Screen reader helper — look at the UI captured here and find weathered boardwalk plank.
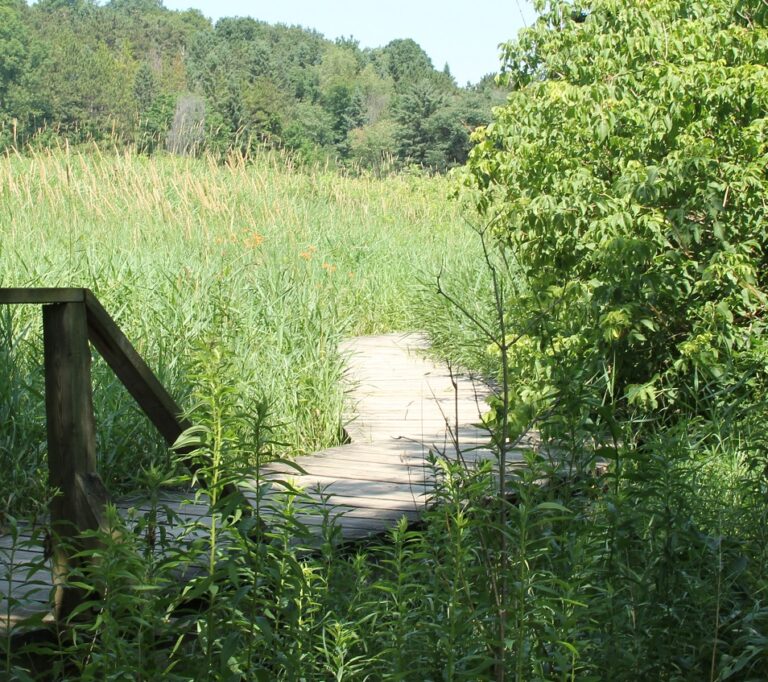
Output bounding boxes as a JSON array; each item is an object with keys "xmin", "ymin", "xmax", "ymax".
[{"xmin": 2, "ymin": 333, "xmax": 499, "ymax": 631}]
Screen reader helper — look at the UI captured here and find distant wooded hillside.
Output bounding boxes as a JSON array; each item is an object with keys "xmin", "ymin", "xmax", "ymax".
[{"xmin": 0, "ymin": 0, "xmax": 507, "ymax": 169}]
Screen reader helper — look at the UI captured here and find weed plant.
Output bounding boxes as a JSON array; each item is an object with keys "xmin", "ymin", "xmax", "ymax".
[{"xmin": 4, "ymin": 357, "xmax": 768, "ymax": 679}]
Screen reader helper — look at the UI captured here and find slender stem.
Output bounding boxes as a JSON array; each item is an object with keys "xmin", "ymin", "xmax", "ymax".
[
  {"xmin": 709, "ymin": 521, "xmax": 723, "ymax": 682},
  {"xmin": 482, "ymin": 232, "xmax": 510, "ymax": 682}
]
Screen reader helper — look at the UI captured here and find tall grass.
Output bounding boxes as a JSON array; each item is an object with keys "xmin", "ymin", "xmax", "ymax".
[{"xmin": 0, "ymin": 146, "xmax": 482, "ymax": 513}]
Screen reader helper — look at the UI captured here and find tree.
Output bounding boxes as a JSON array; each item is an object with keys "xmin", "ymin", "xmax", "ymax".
[
  {"xmin": 463, "ymin": 0, "xmax": 768, "ymax": 444},
  {"xmin": 105, "ymin": 0, "xmax": 163, "ymax": 15},
  {"xmin": 34, "ymin": 0, "xmax": 93, "ymax": 11},
  {"xmin": 136, "ymin": 91, "xmax": 174, "ymax": 154},
  {"xmin": 395, "ymin": 81, "xmax": 486, "ymax": 170},
  {"xmin": 347, "ymin": 119, "xmax": 398, "ymax": 170},
  {"xmin": 379, "ymin": 38, "xmax": 434, "ymax": 91},
  {"xmin": 0, "ymin": 0, "xmax": 28, "ymax": 115},
  {"xmin": 282, "ymin": 101, "xmax": 335, "ymax": 159},
  {"xmin": 394, "ymin": 80, "xmax": 445, "ymax": 165},
  {"xmin": 0, "ymin": 1, "xmax": 483, "ymax": 169},
  {"xmin": 133, "ymin": 62, "xmax": 157, "ymax": 113},
  {"xmin": 317, "ymin": 44, "xmax": 365, "ymax": 150}
]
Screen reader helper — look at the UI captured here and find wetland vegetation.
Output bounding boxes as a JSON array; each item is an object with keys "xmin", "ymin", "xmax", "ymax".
[{"xmin": 2, "ymin": 0, "xmax": 768, "ymax": 679}]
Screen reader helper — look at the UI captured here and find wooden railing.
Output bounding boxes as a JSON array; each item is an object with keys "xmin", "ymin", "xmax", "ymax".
[{"xmin": 0, "ymin": 287, "xmax": 236, "ymax": 621}]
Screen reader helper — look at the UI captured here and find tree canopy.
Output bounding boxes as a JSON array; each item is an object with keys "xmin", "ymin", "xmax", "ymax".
[{"xmin": 0, "ymin": 2, "xmax": 506, "ymax": 169}]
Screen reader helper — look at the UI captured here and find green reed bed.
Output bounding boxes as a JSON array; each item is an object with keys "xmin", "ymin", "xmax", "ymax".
[
  {"xmin": 0, "ymin": 147, "xmax": 481, "ymax": 515},
  {"xmin": 2, "ymin": 149, "xmax": 767, "ymax": 681}
]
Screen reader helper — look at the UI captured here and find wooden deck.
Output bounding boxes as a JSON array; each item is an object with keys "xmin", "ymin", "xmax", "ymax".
[
  {"xmin": 2, "ymin": 333, "xmax": 501, "ymax": 631},
  {"xmin": 258, "ymin": 334, "xmax": 498, "ymax": 535}
]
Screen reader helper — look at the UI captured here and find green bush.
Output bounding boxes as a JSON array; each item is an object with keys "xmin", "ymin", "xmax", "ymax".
[{"xmin": 462, "ymin": 0, "xmax": 768, "ymax": 446}]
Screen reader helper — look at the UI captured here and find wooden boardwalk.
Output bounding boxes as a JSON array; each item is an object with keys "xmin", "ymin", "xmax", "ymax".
[
  {"xmin": 260, "ymin": 333, "xmax": 495, "ymax": 537},
  {"xmin": 2, "ymin": 333, "xmax": 497, "ymax": 630}
]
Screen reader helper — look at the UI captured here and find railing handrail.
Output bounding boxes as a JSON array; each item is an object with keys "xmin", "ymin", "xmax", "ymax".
[
  {"xmin": 0, "ymin": 287, "xmax": 87, "ymax": 304},
  {"xmin": 83, "ymin": 290, "xmax": 191, "ymax": 445},
  {"xmin": 0, "ymin": 287, "xmax": 245, "ymax": 621},
  {"xmin": 0, "ymin": 287, "xmax": 190, "ymax": 445}
]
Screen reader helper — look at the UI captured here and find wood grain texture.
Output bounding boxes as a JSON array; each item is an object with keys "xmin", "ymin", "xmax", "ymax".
[
  {"xmin": 254, "ymin": 333, "xmax": 493, "ymax": 527},
  {"xmin": 84, "ymin": 291, "xmax": 189, "ymax": 447},
  {"xmin": 43, "ymin": 301, "xmax": 109, "ymax": 622}
]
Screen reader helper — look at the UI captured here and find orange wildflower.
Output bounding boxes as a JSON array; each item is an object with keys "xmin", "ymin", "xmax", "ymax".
[
  {"xmin": 299, "ymin": 244, "xmax": 317, "ymax": 261},
  {"xmin": 243, "ymin": 232, "xmax": 264, "ymax": 248}
]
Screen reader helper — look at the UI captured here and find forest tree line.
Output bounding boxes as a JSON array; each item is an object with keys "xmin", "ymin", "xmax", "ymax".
[{"xmin": 0, "ymin": 0, "xmax": 507, "ymax": 170}]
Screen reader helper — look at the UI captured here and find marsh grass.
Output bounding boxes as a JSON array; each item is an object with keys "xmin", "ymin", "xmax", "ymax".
[{"xmin": 0, "ymin": 146, "xmax": 481, "ymax": 513}]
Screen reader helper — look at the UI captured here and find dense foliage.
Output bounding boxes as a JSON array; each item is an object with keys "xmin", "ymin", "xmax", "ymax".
[
  {"xmin": 445, "ymin": 0, "xmax": 768, "ymax": 677},
  {"xmin": 464, "ymin": 0, "xmax": 768, "ymax": 448},
  {"xmin": 0, "ymin": 0, "xmax": 504, "ymax": 169}
]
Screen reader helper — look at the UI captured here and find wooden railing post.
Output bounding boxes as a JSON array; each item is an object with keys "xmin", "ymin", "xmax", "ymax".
[
  {"xmin": 0, "ymin": 287, "xmax": 252, "ymax": 623},
  {"xmin": 43, "ymin": 300, "xmax": 108, "ymax": 622}
]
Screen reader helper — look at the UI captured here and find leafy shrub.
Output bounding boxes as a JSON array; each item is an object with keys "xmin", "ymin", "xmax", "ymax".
[{"xmin": 462, "ymin": 0, "xmax": 768, "ymax": 447}]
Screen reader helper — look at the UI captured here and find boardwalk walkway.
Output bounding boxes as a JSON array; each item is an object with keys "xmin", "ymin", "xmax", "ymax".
[
  {"xmin": 1, "ymin": 333, "xmax": 494, "ymax": 629},
  {"xmin": 261, "ymin": 333, "xmax": 493, "ymax": 538}
]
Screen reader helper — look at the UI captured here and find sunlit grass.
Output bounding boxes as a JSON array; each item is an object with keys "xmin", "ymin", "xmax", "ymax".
[{"xmin": 0, "ymin": 146, "xmax": 483, "ymax": 512}]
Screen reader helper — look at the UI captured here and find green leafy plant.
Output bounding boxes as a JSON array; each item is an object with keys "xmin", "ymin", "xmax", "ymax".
[{"xmin": 462, "ymin": 0, "xmax": 768, "ymax": 446}]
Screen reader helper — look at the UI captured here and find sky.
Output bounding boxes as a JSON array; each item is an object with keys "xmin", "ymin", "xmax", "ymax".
[{"xmin": 161, "ymin": 0, "xmax": 538, "ymax": 85}]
